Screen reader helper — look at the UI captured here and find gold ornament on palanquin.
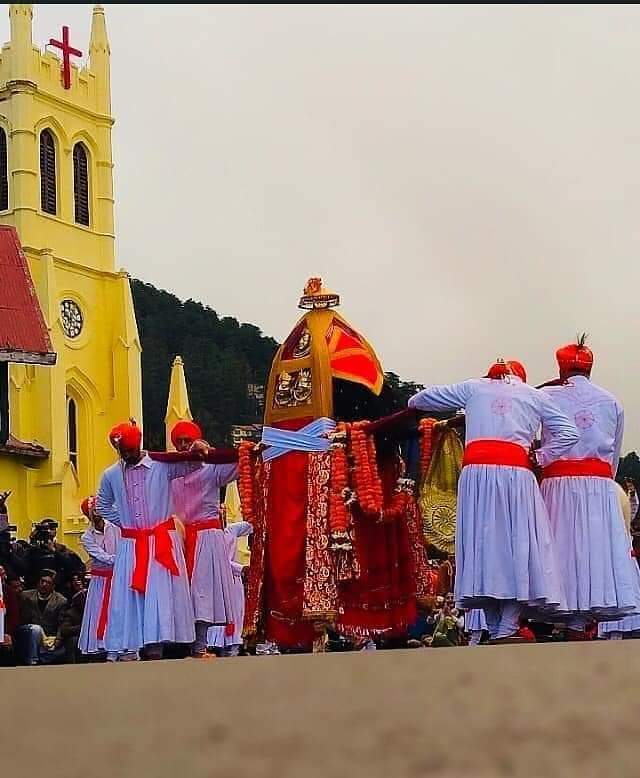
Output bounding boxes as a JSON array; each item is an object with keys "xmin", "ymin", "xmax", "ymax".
[{"xmin": 419, "ymin": 427, "xmax": 463, "ymax": 554}]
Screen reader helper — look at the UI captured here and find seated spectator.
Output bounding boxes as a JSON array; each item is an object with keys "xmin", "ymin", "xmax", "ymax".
[
  {"xmin": 407, "ymin": 603, "xmax": 435, "ymax": 648},
  {"xmin": 59, "ymin": 588, "xmax": 87, "ymax": 664},
  {"xmin": 67, "ymin": 572, "xmax": 86, "ymax": 598},
  {"xmin": 16, "ymin": 571, "xmax": 67, "ymax": 665},
  {"xmin": 429, "ymin": 601, "xmax": 464, "ymax": 647}
]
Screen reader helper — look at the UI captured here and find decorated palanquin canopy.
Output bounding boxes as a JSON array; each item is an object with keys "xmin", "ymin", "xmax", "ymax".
[
  {"xmin": 418, "ymin": 421, "xmax": 463, "ymax": 555},
  {"xmin": 264, "ymin": 278, "xmax": 384, "ymax": 425}
]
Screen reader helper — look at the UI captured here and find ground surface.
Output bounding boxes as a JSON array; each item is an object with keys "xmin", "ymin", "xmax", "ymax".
[{"xmin": 2, "ymin": 641, "xmax": 639, "ymax": 777}]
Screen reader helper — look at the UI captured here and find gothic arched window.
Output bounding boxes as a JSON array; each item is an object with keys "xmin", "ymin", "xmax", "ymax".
[
  {"xmin": 0, "ymin": 128, "xmax": 8, "ymax": 211},
  {"xmin": 40, "ymin": 129, "xmax": 57, "ymax": 215},
  {"xmin": 67, "ymin": 396, "xmax": 78, "ymax": 471},
  {"xmin": 73, "ymin": 143, "xmax": 90, "ymax": 226}
]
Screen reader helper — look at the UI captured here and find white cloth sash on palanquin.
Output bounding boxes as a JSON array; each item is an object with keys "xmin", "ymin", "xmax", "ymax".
[{"xmin": 261, "ymin": 417, "xmax": 336, "ymax": 461}]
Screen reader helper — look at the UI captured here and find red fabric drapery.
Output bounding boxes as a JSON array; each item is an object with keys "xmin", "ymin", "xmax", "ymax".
[
  {"xmin": 542, "ymin": 458, "xmax": 613, "ymax": 480},
  {"xmin": 90, "ymin": 568, "xmax": 113, "ymax": 640},
  {"xmin": 149, "ymin": 448, "xmax": 238, "ymax": 464},
  {"xmin": 121, "ymin": 518, "xmax": 179, "ymax": 594},
  {"xmin": 463, "ymin": 440, "xmax": 532, "ymax": 470},
  {"xmin": 337, "ymin": 456, "xmax": 418, "ymax": 638},
  {"xmin": 184, "ymin": 518, "xmax": 223, "ymax": 581},
  {"xmin": 264, "ymin": 418, "xmax": 316, "ymax": 648}
]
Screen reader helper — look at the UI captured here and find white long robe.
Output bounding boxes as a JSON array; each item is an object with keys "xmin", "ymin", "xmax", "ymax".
[
  {"xmin": 79, "ymin": 521, "xmax": 121, "ymax": 654},
  {"xmin": 171, "ymin": 463, "xmax": 239, "ymax": 626},
  {"xmin": 208, "ymin": 521, "xmax": 253, "ymax": 649},
  {"xmin": 96, "ymin": 456, "xmax": 202, "ymax": 651},
  {"xmin": 598, "ymin": 484, "xmax": 640, "ymax": 636},
  {"xmin": 541, "ymin": 376, "xmax": 640, "ymax": 621},
  {"xmin": 409, "ymin": 376, "xmax": 578, "ymax": 614},
  {"xmin": 465, "ymin": 608, "xmax": 487, "ymax": 633}
]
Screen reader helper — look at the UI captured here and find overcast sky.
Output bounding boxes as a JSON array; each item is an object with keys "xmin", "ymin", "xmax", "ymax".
[{"xmin": 3, "ymin": 5, "xmax": 639, "ymax": 448}]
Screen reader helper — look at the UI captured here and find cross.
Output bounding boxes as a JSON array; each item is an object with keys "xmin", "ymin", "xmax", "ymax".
[{"xmin": 49, "ymin": 26, "xmax": 82, "ymax": 90}]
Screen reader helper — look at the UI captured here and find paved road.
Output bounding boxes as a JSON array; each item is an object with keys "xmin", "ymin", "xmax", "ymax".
[{"xmin": 2, "ymin": 641, "xmax": 638, "ymax": 777}]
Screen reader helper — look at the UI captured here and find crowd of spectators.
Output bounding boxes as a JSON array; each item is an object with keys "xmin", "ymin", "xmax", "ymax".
[{"xmin": 0, "ymin": 491, "xmax": 87, "ymax": 666}]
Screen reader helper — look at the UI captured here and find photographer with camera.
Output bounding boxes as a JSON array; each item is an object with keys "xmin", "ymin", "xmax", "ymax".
[{"xmin": 22, "ymin": 517, "xmax": 85, "ymax": 595}]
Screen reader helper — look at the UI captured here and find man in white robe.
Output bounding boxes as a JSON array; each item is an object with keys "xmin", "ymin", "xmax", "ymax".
[
  {"xmin": 96, "ymin": 422, "xmax": 213, "ymax": 659},
  {"xmin": 540, "ymin": 339, "xmax": 640, "ymax": 630},
  {"xmin": 408, "ymin": 360, "xmax": 578, "ymax": 641},
  {"xmin": 169, "ymin": 421, "xmax": 239, "ymax": 658},
  {"xmin": 79, "ymin": 496, "xmax": 121, "ymax": 660}
]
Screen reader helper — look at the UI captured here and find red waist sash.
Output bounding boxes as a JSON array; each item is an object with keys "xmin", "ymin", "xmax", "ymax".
[
  {"xmin": 184, "ymin": 518, "xmax": 223, "ymax": 581},
  {"xmin": 121, "ymin": 518, "xmax": 179, "ymax": 594},
  {"xmin": 90, "ymin": 568, "xmax": 113, "ymax": 640},
  {"xmin": 542, "ymin": 458, "xmax": 613, "ymax": 480},
  {"xmin": 463, "ymin": 439, "xmax": 532, "ymax": 470}
]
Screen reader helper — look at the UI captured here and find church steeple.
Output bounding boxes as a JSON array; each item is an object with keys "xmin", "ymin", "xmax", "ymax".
[
  {"xmin": 165, "ymin": 356, "xmax": 193, "ymax": 450},
  {"xmin": 8, "ymin": 4, "xmax": 33, "ymax": 81},
  {"xmin": 89, "ymin": 4, "xmax": 110, "ymax": 114}
]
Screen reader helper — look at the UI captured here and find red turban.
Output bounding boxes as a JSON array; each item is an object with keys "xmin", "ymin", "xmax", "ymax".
[
  {"xmin": 110, "ymin": 422, "xmax": 142, "ymax": 450},
  {"xmin": 556, "ymin": 336, "xmax": 593, "ymax": 374},
  {"xmin": 109, "ymin": 423, "xmax": 129, "ymax": 448},
  {"xmin": 171, "ymin": 420, "xmax": 203, "ymax": 447},
  {"xmin": 507, "ymin": 360, "xmax": 527, "ymax": 383},
  {"xmin": 81, "ymin": 496, "xmax": 95, "ymax": 519},
  {"xmin": 487, "ymin": 359, "xmax": 527, "ymax": 382},
  {"xmin": 487, "ymin": 360, "xmax": 508, "ymax": 380}
]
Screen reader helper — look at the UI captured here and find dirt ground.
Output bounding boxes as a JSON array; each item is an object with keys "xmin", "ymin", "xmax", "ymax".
[{"xmin": 2, "ymin": 641, "xmax": 639, "ymax": 777}]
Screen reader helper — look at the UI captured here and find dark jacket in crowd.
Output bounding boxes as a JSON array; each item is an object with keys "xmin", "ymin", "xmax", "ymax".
[
  {"xmin": 19, "ymin": 589, "xmax": 68, "ymax": 637},
  {"xmin": 59, "ymin": 591, "xmax": 86, "ymax": 663}
]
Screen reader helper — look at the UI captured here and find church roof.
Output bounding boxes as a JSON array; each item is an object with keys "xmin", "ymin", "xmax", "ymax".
[
  {"xmin": 0, "ymin": 433, "xmax": 49, "ymax": 460},
  {"xmin": 0, "ymin": 225, "xmax": 56, "ymax": 365}
]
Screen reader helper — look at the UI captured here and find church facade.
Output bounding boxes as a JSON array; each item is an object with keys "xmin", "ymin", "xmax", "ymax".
[{"xmin": 0, "ymin": 5, "xmax": 141, "ymax": 547}]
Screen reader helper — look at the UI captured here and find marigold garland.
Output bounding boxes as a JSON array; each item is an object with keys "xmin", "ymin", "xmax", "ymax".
[
  {"xmin": 349, "ymin": 422, "xmax": 384, "ymax": 518},
  {"xmin": 366, "ymin": 434, "xmax": 385, "ymax": 510},
  {"xmin": 419, "ymin": 418, "xmax": 437, "ymax": 478},
  {"xmin": 380, "ymin": 489, "xmax": 413, "ymax": 523},
  {"xmin": 238, "ymin": 440, "xmax": 257, "ymax": 522},
  {"xmin": 328, "ymin": 423, "xmax": 351, "ymax": 539}
]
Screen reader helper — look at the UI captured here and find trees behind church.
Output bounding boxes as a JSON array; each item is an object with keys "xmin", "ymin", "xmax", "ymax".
[{"xmin": 131, "ymin": 280, "xmax": 423, "ymax": 449}]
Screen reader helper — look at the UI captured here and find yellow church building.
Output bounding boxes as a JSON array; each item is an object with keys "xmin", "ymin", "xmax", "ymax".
[{"xmin": 0, "ymin": 5, "xmax": 142, "ymax": 548}]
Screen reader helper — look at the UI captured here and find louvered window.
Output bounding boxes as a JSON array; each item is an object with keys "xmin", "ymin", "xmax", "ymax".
[
  {"xmin": 0, "ymin": 128, "xmax": 8, "ymax": 211},
  {"xmin": 40, "ymin": 129, "xmax": 57, "ymax": 215},
  {"xmin": 73, "ymin": 143, "xmax": 90, "ymax": 226}
]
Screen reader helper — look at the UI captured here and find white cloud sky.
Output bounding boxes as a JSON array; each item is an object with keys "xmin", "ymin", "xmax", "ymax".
[{"xmin": 3, "ymin": 4, "xmax": 639, "ymax": 448}]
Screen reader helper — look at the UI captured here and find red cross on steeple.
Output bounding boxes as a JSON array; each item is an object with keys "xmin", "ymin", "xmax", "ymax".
[{"xmin": 49, "ymin": 26, "xmax": 82, "ymax": 90}]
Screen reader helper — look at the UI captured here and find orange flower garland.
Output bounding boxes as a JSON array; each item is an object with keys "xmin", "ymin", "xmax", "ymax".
[
  {"xmin": 419, "ymin": 418, "xmax": 437, "ymax": 478},
  {"xmin": 350, "ymin": 422, "xmax": 384, "ymax": 518},
  {"xmin": 366, "ymin": 434, "xmax": 384, "ymax": 511},
  {"xmin": 238, "ymin": 440, "xmax": 256, "ymax": 522},
  {"xmin": 380, "ymin": 489, "xmax": 413, "ymax": 523},
  {"xmin": 328, "ymin": 423, "xmax": 351, "ymax": 539}
]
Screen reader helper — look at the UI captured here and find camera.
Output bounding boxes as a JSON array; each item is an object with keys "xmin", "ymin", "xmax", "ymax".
[{"xmin": 31, "ymin": 519, "xmax": 58, "ymax": 546}]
